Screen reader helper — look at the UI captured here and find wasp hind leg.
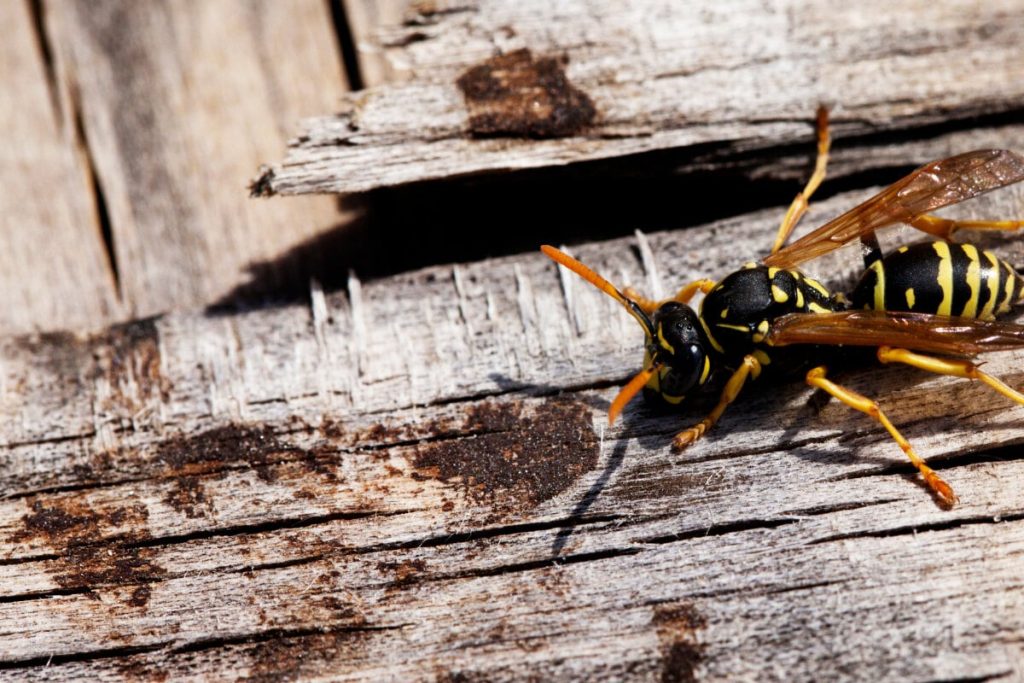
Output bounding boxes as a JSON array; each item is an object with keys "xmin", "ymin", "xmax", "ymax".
[
  {"xmin": 770, "ymin": 106, "xmax": 831, "ymax": 255},
  {"xmin": 805, "ymin": 366, "xmax": 957, "ymax": 507},
  {"xmin": 907, "ymin": 214, "xmax": 1024, "ymax": 241},
  {"xmin": 624, "ymin": 279, "xmax": 717, "ymax": 315},
  {"xmin": 877, "ymin": 346, "xmax": 1024, "ymax": 405},
  {"xmin": 673, "ymin": 354, "xmax": 761, "ymax": 450}
]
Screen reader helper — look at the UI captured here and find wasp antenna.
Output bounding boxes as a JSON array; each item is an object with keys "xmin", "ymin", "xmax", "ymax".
[
  {"xmin": 608, "ymin": 364, "xmax": 660, "ymax": 425},
  {"xmin": 541, "ymin": 245, "xmax": 656, "ymax": 337}
]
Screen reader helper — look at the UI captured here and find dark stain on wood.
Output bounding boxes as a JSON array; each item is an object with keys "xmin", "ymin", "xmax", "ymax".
[
  {"xmin": 653, "ymin": 602, "xmax": 707, "ymax": 683},
  {"xmin": 378, "ymin": 558, "xmax": 428, "ymax": 588},
  {"xmin": 9, "ymin": 498, "xmax": 163, "ymax": 609},
  {"xmin": 456, "ymin": 48, "xmax": 596, "ymax": 138},
  {"xmin": 412, "ymin": 398, "xmax": 598, "ymax": 511},
  {"xmin": 97, "ymin": 317, "xmax": 171, "ymax": 404},
  {"xmin": 12, "ymin": 316, "xmax": 169, "ymax": 406},
  {"xmin": 241, "ymin": 630, "xmax": 372, "ymax": 681},
  {"xmin": 154, "ymin": 423, "xmax": 337, "ymax": 518}
]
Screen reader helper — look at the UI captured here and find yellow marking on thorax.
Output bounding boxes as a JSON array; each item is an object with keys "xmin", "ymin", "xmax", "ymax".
[
  {"xmin": 720, "ymin": 307, "xmax": 729, "ymax": 319},
  {"xmin": 717, "ymin": 323, "xmax": 750, "ymax": 333},
  {"xmin": 905, "ymin": 288, "xmax": 916, "ymax": 309},
  {"xmin": 752, "ymin": 320, "xmax": 770, "ymax": 343},
  {"xmin": 771, "ymin": 285, "xmax": 789, "ymax": 303},
  {"xmin": 767, "ymin": 267, "xmax": 779, "ymax": 279},
  {"xmin": 932, "ymin": 241, "xmax": 953, "ymax": 316},
  {"xmin": 795, "ymin": 287, "xmax": 804, "ymax": 308},
  {"xmin": 808, "ymin": 302, "xmax": 831, "ymax": 314},
  {"xmin": 897, "ymin": 245, "xmax": 909, "ymax": 253},
  {"xmin": 804, "ymin": 277, "xmax": 830, "ymax": 298},
  {"xmin": 980, "ymin": 250, "xmax": 1000, "ymax": 320},
  {"xmin": 743, "ymin": 261, "xmax": 758, "ymax": 269},
  {"xmin": 699, "ymin": 356, "xmax": 711, "ymax": 384},
  {"xmin": 960, "ymin": 244, "xmax": 981, "ymax": 318},
  {"xmin": 698, "ymin": 317, "xmax": 725, "ymax": 353}
]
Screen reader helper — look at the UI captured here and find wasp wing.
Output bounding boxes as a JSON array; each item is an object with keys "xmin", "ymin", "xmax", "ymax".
[
  {"xmin": 767, "ymin": 310, "xmax": 1024, "ymax": 356},
  {"xmin": 764, "ymin": 149, "xmax": 1024, "ymax": 269}
]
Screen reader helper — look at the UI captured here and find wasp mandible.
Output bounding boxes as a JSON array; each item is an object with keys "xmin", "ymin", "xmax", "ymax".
[{"xmin": 543, "ymin": 108, "xmax": 1024, "ymax": 507}]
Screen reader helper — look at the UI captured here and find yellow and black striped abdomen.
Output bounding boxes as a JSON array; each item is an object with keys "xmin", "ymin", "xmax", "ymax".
[{"xmin": 850, "ymin": 241, "xmax": 1024, "ymax": 320}]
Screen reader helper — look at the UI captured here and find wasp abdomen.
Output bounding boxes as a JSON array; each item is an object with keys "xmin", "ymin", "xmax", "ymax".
[{"xmin": 850, "ymin": 241, "xmax": 1024, "ymax": 320}]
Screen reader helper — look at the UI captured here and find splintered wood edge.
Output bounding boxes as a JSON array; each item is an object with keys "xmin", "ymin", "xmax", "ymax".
[{"xmin": 256, "ymin": 0, "xmax": 1024, "ymax": 194}]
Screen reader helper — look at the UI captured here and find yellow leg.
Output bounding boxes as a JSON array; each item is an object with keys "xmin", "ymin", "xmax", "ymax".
[
  {"xmin": 770, "ymin": 106, "xmax": 831, "ymax": 255},
  {"xmin": 805, "ymin": 366, "xmax": 957, "ymax": 507},
  {"xmin": 908, "ymin": 213, "xmax": 1024, "ymax": 240},
  {"xmin": 673, "ymin": 354, "xmax": 761, "ymax": 450},
  {"xmin": 624, "ymin": 279, "xmax": 716, "ymax": 315},
  {"xmin": 877, "ymin": 346, "xmax": 1024, "ymax": 405},
  {"xmin": 672, "ymin": 279, "xmax": 717, "ymax": 304}
]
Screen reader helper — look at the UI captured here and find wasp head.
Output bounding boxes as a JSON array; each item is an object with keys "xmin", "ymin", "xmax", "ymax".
[{"xmin": 646, "ymin": 301, "xmax": 713, "ymax": 401}]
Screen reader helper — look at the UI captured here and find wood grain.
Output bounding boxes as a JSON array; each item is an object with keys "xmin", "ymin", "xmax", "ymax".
[
  {"xmin": 259, "ymin": 0, "xmax": 1024, "ymax": 195},
  {"xmin": 3, "ymin": 144, "xmax": 1024, "ymax": 678},
  {"xmin": 0, "ymin": 0, "xmax": 122, "ymax": 333},
  {"xmin": 343, "ymin": 0, "xmax": 412, "ymax": 86},
  {"xmin": 45, "ymin": 0, "xmax": 352, "ymax": 319}
]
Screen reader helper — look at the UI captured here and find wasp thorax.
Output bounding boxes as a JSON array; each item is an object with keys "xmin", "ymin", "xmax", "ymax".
[{"xmin": 651, "ymin": 302, "xmax": 710, "ymax": 397}]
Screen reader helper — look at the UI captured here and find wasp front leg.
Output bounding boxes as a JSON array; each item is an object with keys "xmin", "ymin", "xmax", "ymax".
[
  {"xmin": 673, "ymin": 354, "xmax": 761, "ymax": 449},
  {"xmin": 624, "ymin": 279, "xmax": 717, "ymax": 316}
]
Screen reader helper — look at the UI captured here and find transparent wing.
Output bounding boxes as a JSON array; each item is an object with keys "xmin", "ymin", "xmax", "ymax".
[{"xmin": 764, "ymin": 150, "xmax": 1024, "ymax": 268}]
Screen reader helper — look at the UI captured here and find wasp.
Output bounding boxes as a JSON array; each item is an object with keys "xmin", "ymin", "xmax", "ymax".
[{"xmin": 542, "ymin": 108, "xmax": 1024, "ymax": 507}]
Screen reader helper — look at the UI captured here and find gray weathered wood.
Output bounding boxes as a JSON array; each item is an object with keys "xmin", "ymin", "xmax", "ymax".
[
  {"xmin": 343, "ymin": 0, "xmax": 412, "ymax": 86},
  {"xmin": 0, "ymin": 0, "xmax": 123, "ymax": 333},
  {"xmin": 44, "ymin": 0, "xmax": 352, "ymax": 319},
  {"xmin": 260, "ymin": 0, "xmax": 1024, "ymax": 195},
  {"xmin": 3, "ymin": 129, "xmax": 1024, "ymax": 678}
]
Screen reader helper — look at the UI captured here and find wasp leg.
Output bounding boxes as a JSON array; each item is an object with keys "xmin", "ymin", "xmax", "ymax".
[
  {"xmin": 673, "ymin": 354, "xmax": 761, "ymax": 450},
  {"xmin": 877, "ymin": 346, "xmax": 1024, "ymax": 405},
  {"xmin": 622, "ymin": 287, "xmax": 660, "ymax": 316},
  {"xmin": 770, "ymin": 106, "xmax": 831, "ymax": 255},
  {"xmin": 624, "ymin": 279, "xmax": 716, "ymax": 315},
  {"xmin": 672, "ymin": 279, "xmax": 717, "ymax": 304},
  {"xmin": 907, "ymin": 214, "xmax": 1024, "ymax": 240},
  {"xmin": 805, "ymin": 366, "xmax": 957, "ymax": 507}
]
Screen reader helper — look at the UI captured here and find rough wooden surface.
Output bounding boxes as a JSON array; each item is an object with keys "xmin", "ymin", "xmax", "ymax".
[
  {"xmin": 344, "ymin": 0, "xmax": 410, "ymax": 86},
  {"xmin": 258, "ymin": 0, "xmax": 1024, "ymax": 195},
  {"xmin": 6, "ymin": 1, "xmax": 1024, "ymax": 680},
  {"xmin": 0, "ymin": 0, "xmax": 352, "ymax": 333},
  {"xmin": 0, "ymin": 0, "xmax": 123, "ymax": 332},
  {"xmin": 47, "ymin": 0, "xmax": 352, "ymax": 318},
  {"xmin": 3, "ymin": 141, "xmax": 1024, "ymax": 678}
]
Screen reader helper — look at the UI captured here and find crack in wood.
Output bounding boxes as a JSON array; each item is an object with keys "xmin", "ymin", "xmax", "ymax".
[
  {"xmin": 0, "ymin": 623, "xmax": 408, "ymax": 671},
  {"xmin": 809, "ymin": 512, "xmax": 1024, "ymax": 545},
  {"xmin": 636, "ymin": 517, "xmax": 799, "ymax": 545},
  {"xmin": 433, "ymin": 546, "xmax": 642, "ymax": 582}
]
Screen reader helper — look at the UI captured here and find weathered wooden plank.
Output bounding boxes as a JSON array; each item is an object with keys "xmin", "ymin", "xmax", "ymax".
[
  {"xmin": 0, "ymin": 0, "xmax": 123, "ymax": 334},
  {"xmin": 45, "ymin": 0, "xmax": 351, "ymax": 318},
  {"xmin": 3, "ymin": 127, "xmax": 1024, "ymax": 678},
  {"xmin": 259, "ymin": 0, "xmax": 1024, "ymax": 195},
  {"xmin": 343, "ymin": 0, "xmax": 411, "ymax": 86}
]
